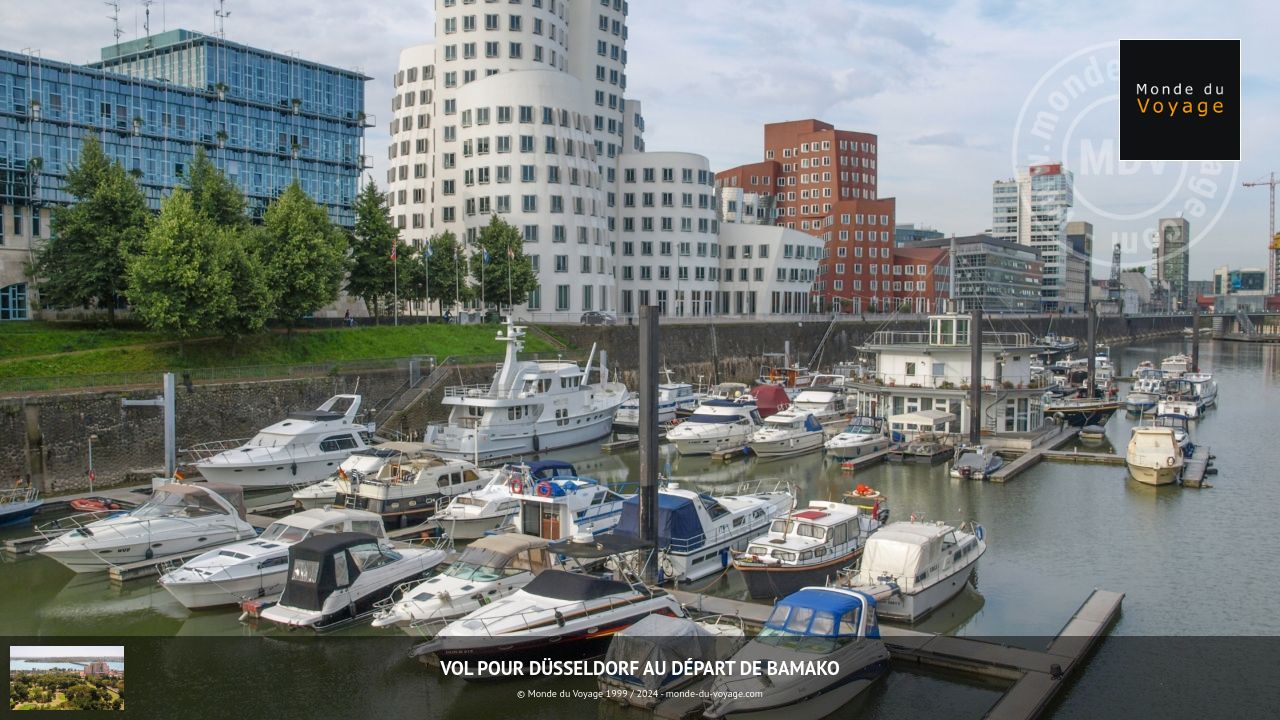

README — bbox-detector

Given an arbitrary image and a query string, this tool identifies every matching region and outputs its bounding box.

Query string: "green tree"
[344,181,401,321]
[260,182,347,329]
[214,227,274,343]
[35,134,149,324]
[184,146,248,227]
[125,189,235,349]
[467,215,539,311]
[423,230,471,317]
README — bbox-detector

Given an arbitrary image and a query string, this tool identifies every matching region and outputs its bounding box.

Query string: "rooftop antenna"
[105,0,123,47]
[142,0,154,46]
[215,0,230,39]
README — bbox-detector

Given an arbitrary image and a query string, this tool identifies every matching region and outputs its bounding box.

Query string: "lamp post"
[88,433,99,493]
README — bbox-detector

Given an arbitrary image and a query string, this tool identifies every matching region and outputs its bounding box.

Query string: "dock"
[667,588,1123,720]
[710,445,752,462]
[988,427,1080,482]
[835,447,893,472]
[1180,445,1214,488]
[601,432,667,454]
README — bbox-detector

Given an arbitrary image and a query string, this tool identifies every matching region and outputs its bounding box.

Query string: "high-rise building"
[909,235,1043,313]
[0,31,370,321]
[1066,220,1094,306]
[1155,217,1190,310]
[389,0,662,320]
[717,119,897,314]
[894,223,944,247]
[992,163,1083,311]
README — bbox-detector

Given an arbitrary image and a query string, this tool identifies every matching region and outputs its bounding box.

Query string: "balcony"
[864,330,1036,348]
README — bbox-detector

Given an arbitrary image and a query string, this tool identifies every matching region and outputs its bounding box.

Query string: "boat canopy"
[763,587,878,639]
[525,460,577,479]
[521,569,634,601]
[150,483,246,519]
[604,614,746,692]
[750,384,790,416]
[280,531,379,611]
[614,493,706,552]
[459,534,551,572]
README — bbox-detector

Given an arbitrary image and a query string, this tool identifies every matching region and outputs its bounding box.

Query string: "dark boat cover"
[521,569,634,601]
[613,493,705,551]
[279,531,375,611]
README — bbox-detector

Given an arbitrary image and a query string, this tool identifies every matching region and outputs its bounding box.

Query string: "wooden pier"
[601,432,667,454]
[710,445,752,462]
[835,447,893,471]
[667,587,1123,720]
[988,428,1080,482]
[1180,445,1215,488]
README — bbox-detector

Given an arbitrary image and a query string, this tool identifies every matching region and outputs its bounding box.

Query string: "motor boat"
[509,461,632,541]
[37,483,256,573]
[1155,378,1207,418]
[757,362,820,397]
[667,400,764,456]
[614,372,700,429]
[704,382,752,402]
[422,318,628,463]
[841,485,891,524]
[1161,353,1192,378]
[598,613,747,710]
[1079,425,1107,443]
[825,416,890,459]
[336,454,488,528]
[784,386,854,431]
[749,411,825,459]
[733,500,884,600]
[158,508,389,609]
[949,445,1005,480]
[703,587,890,719]
[838,519,986,623]
[370,534,554,631]
[887,433,955,464]
[409,568,686,666]
[257,531,447,631]
[425,462,547,539]
[1126,427,1184,486]
[1182,372,1218,409]
[1124,372,1166,413]
[292,443,435,510]
[610,482,792,583]
[1038,333,1079,356]
[192,395,373,488]
[0,486,43,527]
[1043,396,1122,427]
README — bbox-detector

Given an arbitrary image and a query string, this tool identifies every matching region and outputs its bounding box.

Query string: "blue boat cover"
[613,493,704,551]
[764,588,878,639]
[526,460,576,479]
[803,414,823,433]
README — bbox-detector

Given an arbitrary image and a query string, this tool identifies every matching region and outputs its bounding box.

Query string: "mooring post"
[969,308,982,445]
[1087,303,1097,398]
[638,306,660,584]
[163,372,176,479]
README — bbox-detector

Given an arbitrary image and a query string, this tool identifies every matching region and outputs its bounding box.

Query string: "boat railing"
[0,487,39,505]
[34,510,240,543]
[182,438,251,462]
[442,383,513,400]
[411,592,657,640]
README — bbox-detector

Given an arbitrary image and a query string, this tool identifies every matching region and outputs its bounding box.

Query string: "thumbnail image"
[9,645,124,711]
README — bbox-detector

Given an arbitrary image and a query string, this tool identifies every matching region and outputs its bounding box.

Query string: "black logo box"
[1119,39,1240,161]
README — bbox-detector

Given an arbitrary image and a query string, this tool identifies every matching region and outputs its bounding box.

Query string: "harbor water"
[4,337,1280,718]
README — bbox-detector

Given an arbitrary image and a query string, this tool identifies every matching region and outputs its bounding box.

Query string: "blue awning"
[613,493,704,551]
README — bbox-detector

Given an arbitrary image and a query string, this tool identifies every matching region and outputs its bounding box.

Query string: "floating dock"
[668,587,1123,720]
[1180,445,1214,488]
[601,432,667,454]
[989,428,1080,482]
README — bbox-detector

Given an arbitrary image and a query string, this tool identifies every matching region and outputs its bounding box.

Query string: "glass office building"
[0,31,370,319]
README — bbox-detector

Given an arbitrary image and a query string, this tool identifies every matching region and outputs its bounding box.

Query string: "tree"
[35,134,149,323]
[423,230,471,317]
[467,215,539,310]
[259,181,347,329]
[125,189,235,349]
[213,227,274,343]
[184,146,247,227]
[345,181,400,321]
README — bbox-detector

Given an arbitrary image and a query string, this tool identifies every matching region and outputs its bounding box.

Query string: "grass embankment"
[0,322,560,380]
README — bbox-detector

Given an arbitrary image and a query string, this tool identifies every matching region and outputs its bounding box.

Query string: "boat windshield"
[768,519,825,539]
[246,432,296,448]
[260,522,310,543]
[686,413,739,424]
[441,546,522,582]
[843,422,878,435]
[757,604,862,652]
[132,489,226,519]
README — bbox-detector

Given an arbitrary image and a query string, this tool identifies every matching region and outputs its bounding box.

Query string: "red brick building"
[716,119,897,313]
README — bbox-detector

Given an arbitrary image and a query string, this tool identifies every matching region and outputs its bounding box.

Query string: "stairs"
[1235,309,1257,336]
[807,314,840,369]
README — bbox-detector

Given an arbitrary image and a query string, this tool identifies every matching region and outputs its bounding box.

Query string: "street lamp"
[88,434,99,493]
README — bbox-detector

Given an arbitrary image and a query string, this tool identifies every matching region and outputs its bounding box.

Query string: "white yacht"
[840,519,986,623]
[949,445,1005,480]
[749,411,825,458]
[192,395,373,488]
[704,587,890,720]
[667,399,764,456]
[611,482,793,583]
[158,508,388,609]
[614,374,700,429]
[409,569,685,667]
[258,532,447,631]
[824,416,890,459]
[1161,353,1192,378]
[1126,426,1184,485]
[422,318,628,463]
[704,382,752,402]
[370,534,553,631]
[1124,372,1166,414]
[291,443,435,510]
[1183,372,1218,408]
[785,385,854,431]
[336,455,488,528]
[1156,377,1211,418]
[37,483,256,573]
[510,462,632,541]
[427,460,582,539]
[734,499,884,599]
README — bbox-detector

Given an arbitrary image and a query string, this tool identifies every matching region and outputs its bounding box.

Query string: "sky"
[10,645,125,659]
[3,0,1276,280]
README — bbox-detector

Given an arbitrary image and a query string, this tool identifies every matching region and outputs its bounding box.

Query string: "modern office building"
[717,119,897,314]
[1155,217,1190,310]
[717,223,823,316]
[894,223,944,247]
[0,31,370,320]
[992,163,1082,311]
[387,0,668,320]
[909,235,1043,313]
[1066,220,1094,305]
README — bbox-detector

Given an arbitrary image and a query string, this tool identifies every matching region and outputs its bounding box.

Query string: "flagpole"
[454,243,460,319]
[424,242,430,320]
[393,244,399,327]
[481,251,486,313]
[507,242,513,309]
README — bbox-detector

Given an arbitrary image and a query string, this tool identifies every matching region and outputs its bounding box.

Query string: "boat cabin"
[279,531,405,614]
[760,587,880,644]
[887,410,956,442]
[856,522,979,594]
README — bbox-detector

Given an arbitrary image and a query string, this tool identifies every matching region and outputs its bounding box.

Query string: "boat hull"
[38,527,252,573]
[669,427,754,456]
[1046,403,1121,427]
[737,549,861,600]
[196,456,346,488]
[427,512,514,540]
[749,432,824,458]
[706,654,889,720]
[824,438,890,459]
[0,502,42,527]
[161,569,287,609]
[1127,463,1182,486]
[873,555,980,623]
[425,413,620,464]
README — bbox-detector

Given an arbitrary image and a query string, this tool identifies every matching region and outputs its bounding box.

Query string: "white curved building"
[387,44,437,315]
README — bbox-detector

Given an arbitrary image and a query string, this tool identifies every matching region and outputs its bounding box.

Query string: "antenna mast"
[105,1,123,47]
[215,0,231,39]
[142,0,154,46]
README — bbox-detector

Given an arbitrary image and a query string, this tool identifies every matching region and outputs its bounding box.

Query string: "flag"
[483,250,491,264]
[390,246,397,261]
[507,245,514,260]
[425,244,433,258]
[174,469,185,481]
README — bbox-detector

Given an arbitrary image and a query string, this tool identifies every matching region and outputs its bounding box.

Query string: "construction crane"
[1242,172,1278,294]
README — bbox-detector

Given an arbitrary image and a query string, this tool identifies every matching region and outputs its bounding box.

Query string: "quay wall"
[0,315,1190,493]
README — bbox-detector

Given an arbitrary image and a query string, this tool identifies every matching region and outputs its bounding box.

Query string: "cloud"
[909,131,969,147]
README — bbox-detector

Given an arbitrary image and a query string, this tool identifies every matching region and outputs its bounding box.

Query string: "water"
[2,337,1278,718]
[9,660,124,672]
